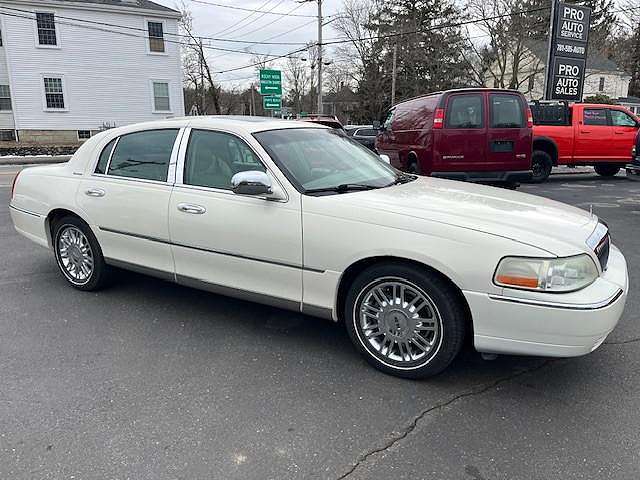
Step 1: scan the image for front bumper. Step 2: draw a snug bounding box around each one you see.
[625,161,640,180]
[432,170,532,184]
[465,245,628,358]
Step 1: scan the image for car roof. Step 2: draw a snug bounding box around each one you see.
[393,88,523,108]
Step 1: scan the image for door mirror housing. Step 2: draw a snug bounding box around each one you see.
[379,154,391,164]
[231,171,273,196]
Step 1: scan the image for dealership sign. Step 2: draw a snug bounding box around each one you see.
[545,1,592,101]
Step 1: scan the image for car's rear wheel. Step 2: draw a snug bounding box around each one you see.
[53,216,110,291]
[594,164,620,177]
[530,150,552,183]
[344,263,466,378]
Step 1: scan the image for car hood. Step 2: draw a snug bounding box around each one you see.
[335,177,599,256]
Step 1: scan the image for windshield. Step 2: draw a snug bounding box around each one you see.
[254,128,398,193]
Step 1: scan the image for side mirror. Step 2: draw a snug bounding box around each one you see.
[379,154,391,164]
[231,171,272,196]
[372,120,380,129]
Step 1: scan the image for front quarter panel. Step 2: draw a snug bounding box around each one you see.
[301,194,549,316]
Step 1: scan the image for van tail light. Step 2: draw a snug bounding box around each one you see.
[10,170,20,201]
[433,108,445,129]
[526,107,534,128]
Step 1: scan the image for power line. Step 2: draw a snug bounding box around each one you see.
[0,8,299,58]
[0,4,311,45]
[184,0,315,18]
[210,0,274,37]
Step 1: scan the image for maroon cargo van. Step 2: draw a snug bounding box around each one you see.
[376,88,533,185]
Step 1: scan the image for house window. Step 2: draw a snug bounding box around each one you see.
[153,82,170,111]
[77,130,91,140]
[0,85,11,111]
[148,21,165,53]
[0,129,16,141]
[36,12,57,46]
[598,77,605,92]
[44,77,65,109]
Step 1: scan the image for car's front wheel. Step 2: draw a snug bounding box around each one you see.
[345,263,467,378]
[53,215,110,291]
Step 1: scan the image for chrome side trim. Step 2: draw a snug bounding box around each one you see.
[9,204,42,218]
[488,289,624,311]
[176,274,300,312]
[97,226,325,273]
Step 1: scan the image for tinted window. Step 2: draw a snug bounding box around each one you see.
[184,130,265,190]
[583,109,608,126]
[356,129,378,136]
[254,128,397,192]
[490,94,524,128]
[107,129,178,181]
[95,138,116,174]
[446,95,483,129]
[610,110,636,127]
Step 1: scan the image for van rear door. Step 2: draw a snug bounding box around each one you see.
[432,92,486,173]
[486,93,531,171]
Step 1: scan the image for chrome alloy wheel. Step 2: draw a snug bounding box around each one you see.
[56,225,94,285]
[355,278,443,369]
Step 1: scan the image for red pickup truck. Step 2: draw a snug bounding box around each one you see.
[531,102,640,182]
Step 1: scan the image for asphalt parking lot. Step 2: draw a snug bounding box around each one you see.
[1,168,639,479]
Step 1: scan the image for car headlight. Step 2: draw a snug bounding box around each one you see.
[494,254,599,292]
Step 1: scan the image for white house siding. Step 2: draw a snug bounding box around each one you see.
[0,16,15,129]
[0,1,183,135]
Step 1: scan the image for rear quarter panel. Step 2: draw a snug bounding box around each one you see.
[533,124,575,164]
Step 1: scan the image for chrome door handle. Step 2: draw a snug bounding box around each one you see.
[177,203,206,214]
[85,188,105,197]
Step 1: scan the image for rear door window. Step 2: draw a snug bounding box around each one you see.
[445,94,484,129]
[490,94,524,128]
[583,109,608,126]
[95,138,116,174]
[610,109,637,127]
[107,129,179,181]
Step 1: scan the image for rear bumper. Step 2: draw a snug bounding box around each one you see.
[432,170,532,183]
[465,245,628,358]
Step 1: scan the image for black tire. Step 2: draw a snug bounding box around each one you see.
[594,164,620,177]
[406,155,420,174]
[344,263,467,379]
[52,215,110,291]
[530,150,553,183]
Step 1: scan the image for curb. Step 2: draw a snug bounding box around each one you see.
[0,155,71,166]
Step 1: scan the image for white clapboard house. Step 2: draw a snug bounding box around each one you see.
[0,0,184,144]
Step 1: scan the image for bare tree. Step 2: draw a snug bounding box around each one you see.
[179,4,221,114]
[465,0,546,94]
[284,56,310,113]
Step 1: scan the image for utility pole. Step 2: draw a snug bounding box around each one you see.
[250,82,256,116]
[198,37,205,115]
[317,0,323,114]
[391,43,398,106]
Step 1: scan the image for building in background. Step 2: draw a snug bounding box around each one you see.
[0,0,184,145]
[487,41,631,102]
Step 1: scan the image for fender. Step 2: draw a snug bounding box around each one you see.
[532,136,559,166]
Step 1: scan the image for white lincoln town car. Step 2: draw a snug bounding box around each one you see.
[9,117,629,378]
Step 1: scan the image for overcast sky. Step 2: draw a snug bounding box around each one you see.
[155,0,344,88]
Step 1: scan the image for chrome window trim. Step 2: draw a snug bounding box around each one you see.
[175,126,289,203]
[488,289,623,311]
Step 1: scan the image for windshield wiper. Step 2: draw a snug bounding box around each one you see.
[305,183,382,194]
[390,173,417,185]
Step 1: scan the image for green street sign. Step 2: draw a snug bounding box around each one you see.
[263,95,282,110]
[260,69,282,96]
